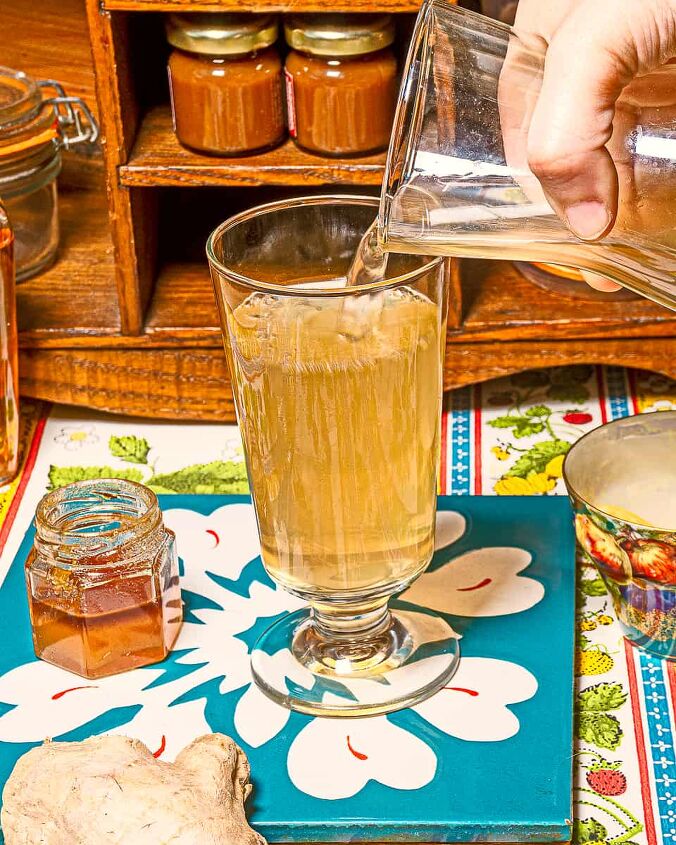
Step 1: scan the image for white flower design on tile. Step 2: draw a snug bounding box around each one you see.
[53,425,99,451]
[163,504,263,588]
[287,702,438,799]
[412,657,538,741]
[402,547,544,617]
[0,503,542,799]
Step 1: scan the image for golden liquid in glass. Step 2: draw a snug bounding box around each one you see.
[227,287,442,599]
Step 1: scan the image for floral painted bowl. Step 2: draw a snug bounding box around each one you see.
[563,412,676,659]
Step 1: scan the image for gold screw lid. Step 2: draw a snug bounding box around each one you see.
[166,13,279,56]
[284,14,395,57]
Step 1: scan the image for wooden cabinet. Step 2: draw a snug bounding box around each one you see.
[11,0,676,421]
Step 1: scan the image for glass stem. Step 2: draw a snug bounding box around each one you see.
[311,601,392,642]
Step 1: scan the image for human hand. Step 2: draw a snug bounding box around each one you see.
[513,0,676,291]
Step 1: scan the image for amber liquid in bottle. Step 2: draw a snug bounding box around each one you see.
[27,550,183,679]
[0,208,19,485]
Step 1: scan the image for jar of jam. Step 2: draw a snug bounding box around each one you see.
[25,479,182,679]
[166,13,285,156]
[0,66,98,281]
[284,14,398,157]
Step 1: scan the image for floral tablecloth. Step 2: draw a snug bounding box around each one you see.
[0,364,674,845]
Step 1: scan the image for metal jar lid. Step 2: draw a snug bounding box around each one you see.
[284,14,395,57]
[166,13,279,56]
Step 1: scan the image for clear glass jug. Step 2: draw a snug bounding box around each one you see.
[379,1,676,310]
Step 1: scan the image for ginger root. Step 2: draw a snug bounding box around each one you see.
[1,733,267,844]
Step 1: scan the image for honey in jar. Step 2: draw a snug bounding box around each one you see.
[284,14,398,157]
[166,13,285,156]
[25,479,182,679]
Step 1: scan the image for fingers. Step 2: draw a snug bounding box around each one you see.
[580,271,623,292]
[526,0,676,241]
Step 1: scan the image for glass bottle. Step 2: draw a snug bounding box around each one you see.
[25,479,183,679]
[0,197,18,486]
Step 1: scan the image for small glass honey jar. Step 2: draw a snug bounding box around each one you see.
[166,13,286,156]
[25,479,182,679]
[284,14,398,157]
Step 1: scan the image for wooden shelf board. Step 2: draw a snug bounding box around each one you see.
[17,186,121,347]
[119,107,387,188]
[455,260,676,341]
[20,250,676,351]
[144,262,221,340]
[21,338,676,422]
[105,0,420,12]
[141,258,676,346]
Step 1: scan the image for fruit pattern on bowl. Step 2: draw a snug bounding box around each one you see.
[574,510,676,659]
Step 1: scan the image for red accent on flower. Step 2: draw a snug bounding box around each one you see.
[346,736,368,761]
[457,577,492,592]
[205,529,220,547]
[563,412,593,425]
[444,687,479,697]
[153,735,167,758]
[51,685,98,700]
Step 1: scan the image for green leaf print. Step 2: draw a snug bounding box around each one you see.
[575,818,608,844]
[488,415,545,439]
[148,460,249,495]
[504,440,571,479]
[109,435,150,464]
[577,712,623,751]
[546,383,591,404]
[578,683,627,712]
[510,370,550,388]
[580,576,608,598]
[524,405,550,418]
[48,465,145,490]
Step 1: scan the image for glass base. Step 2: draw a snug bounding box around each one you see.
[251,606,460,717]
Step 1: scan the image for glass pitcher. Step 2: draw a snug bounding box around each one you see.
[379,1,676,310]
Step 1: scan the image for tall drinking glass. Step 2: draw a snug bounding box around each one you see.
[380,1,676,310]
[207,195,458,716]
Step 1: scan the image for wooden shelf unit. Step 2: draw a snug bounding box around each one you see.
[103,0,422,12]
[15,0,676,420]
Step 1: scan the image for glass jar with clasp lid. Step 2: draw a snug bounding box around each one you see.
[0,66,98,281]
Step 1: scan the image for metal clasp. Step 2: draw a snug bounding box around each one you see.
[37,80,100,149]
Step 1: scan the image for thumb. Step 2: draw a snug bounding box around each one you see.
[526,0,676,241]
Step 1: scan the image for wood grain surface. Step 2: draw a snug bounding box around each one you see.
[120,107,388,188]
[19,338,676,422]
[104,0,421,12]
[17,185,120,344]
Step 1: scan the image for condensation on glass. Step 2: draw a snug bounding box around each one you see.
[25,479,183,679]
[0,66,98,281]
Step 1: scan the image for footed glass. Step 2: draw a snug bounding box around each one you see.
[207,195,459,716]
[380,1,676,310]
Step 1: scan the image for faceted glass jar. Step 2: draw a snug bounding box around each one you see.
[25,479,182,679]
